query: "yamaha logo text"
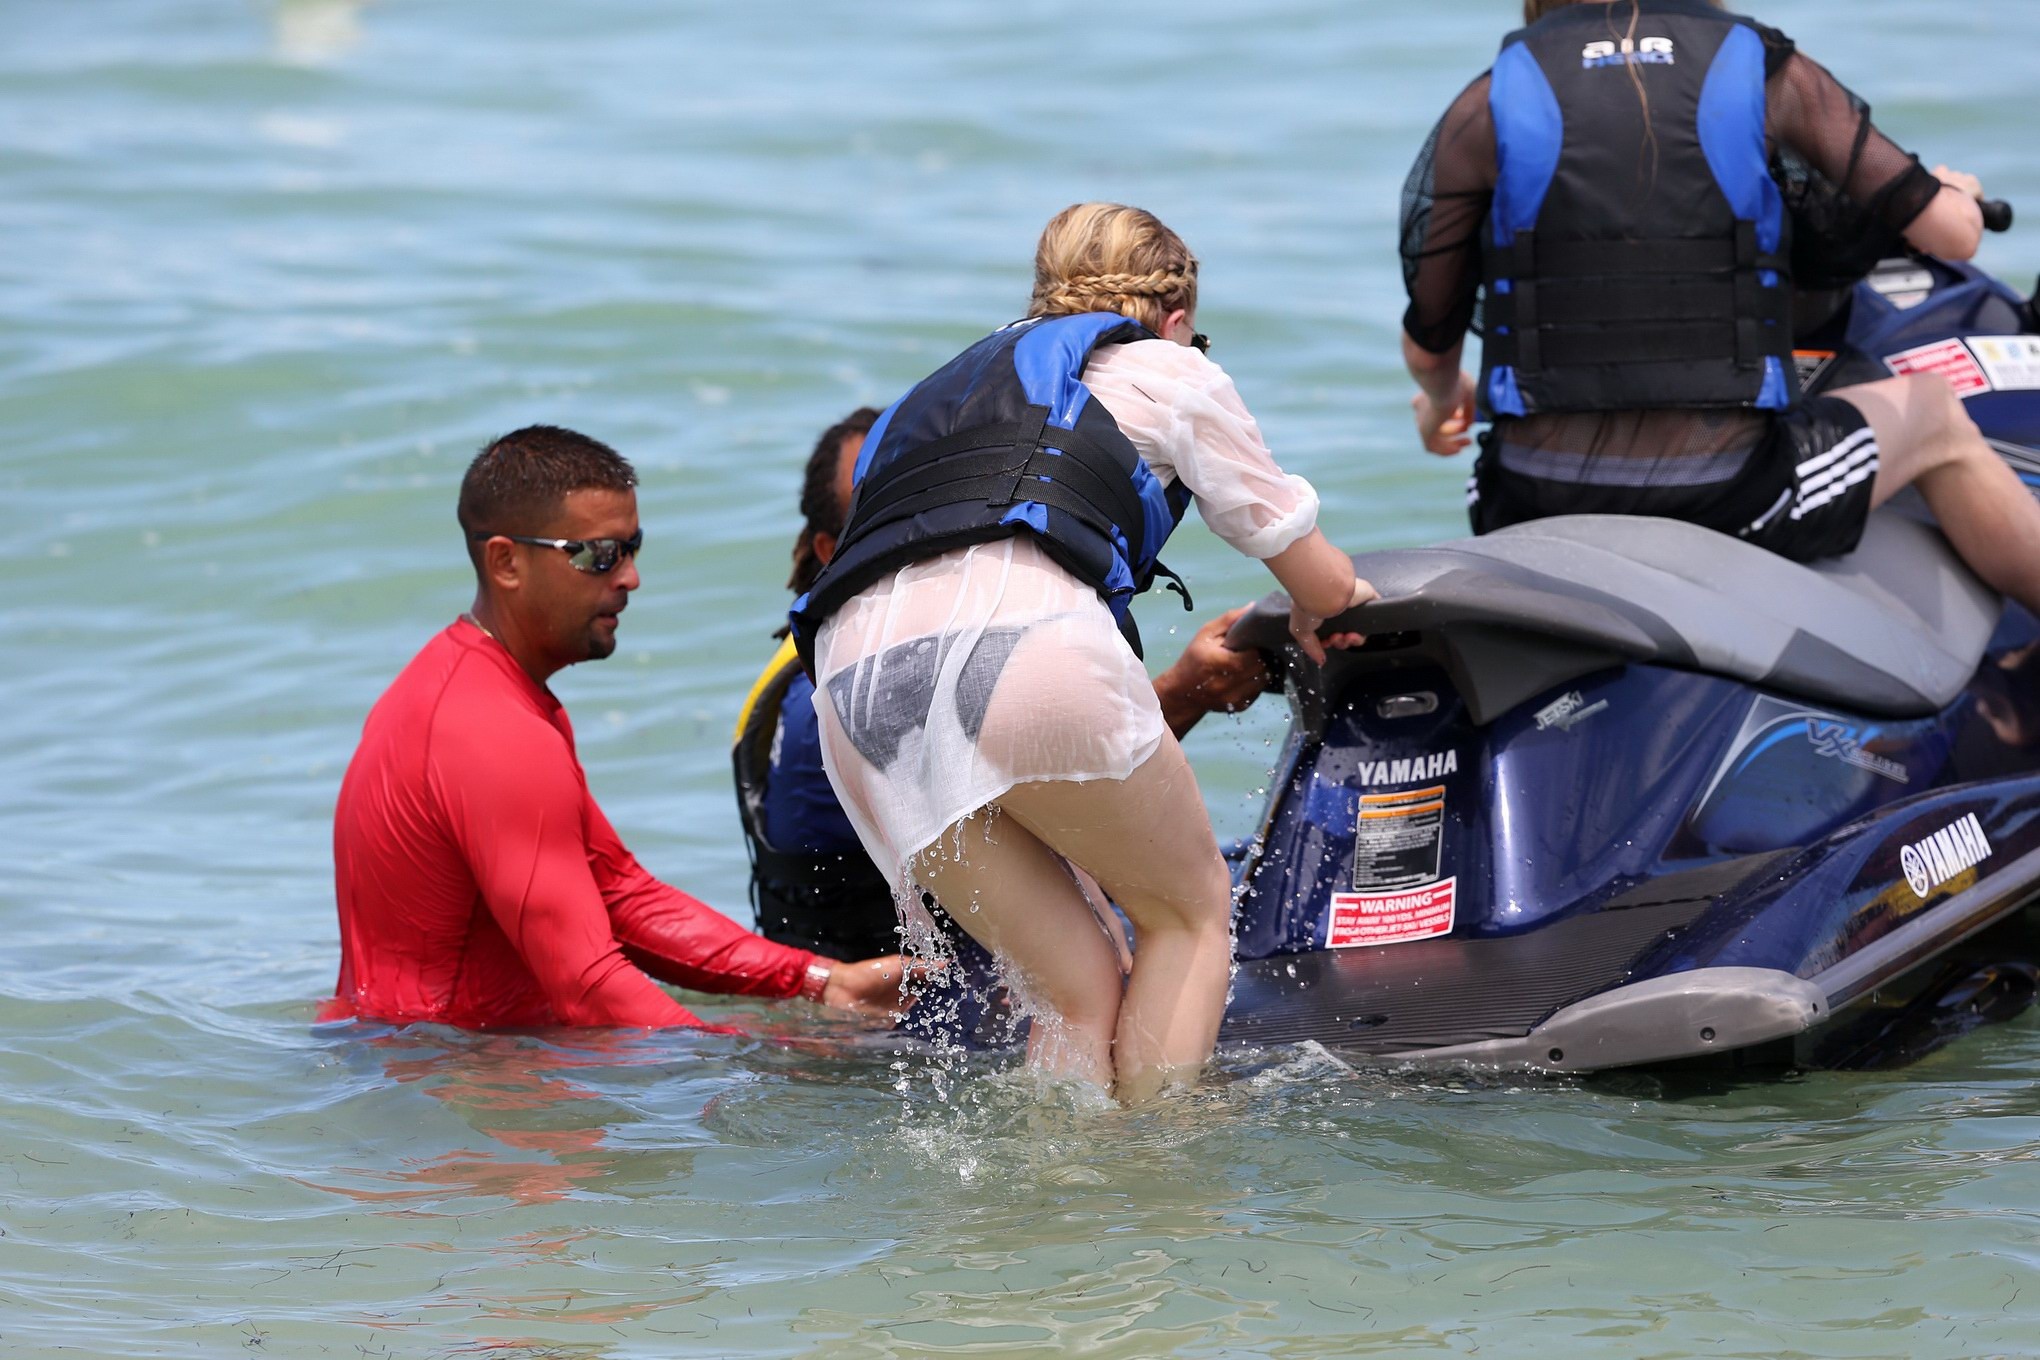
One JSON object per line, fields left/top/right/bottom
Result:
{"left": 1356, "top": 750, "right": 1458, "bottom": 786}
{"left": 1898, "top": 813, "right": 1991, "bottom": 899}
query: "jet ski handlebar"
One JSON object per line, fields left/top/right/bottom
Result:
{"left": 1981, "top": 198, "right": 2014, "bottom": 233}
{"left": 1223, "top": 589, "right": 1375, "bottom": 658}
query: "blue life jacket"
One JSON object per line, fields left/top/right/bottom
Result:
{"left": 1479, "top": 0, "right": 1797, "bottom": 419}
{"left": 789, "top": 313, "right": 1194, "bottom": 662}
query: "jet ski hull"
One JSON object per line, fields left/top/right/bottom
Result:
{"left": 1215, "top": 253, "right": 2040, "bottom": 1072}
{"left": 1220, "top": 635, "right": 2040, "bottom": 1069}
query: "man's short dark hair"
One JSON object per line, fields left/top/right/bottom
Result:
{"left": 458, "top": 425, "right": 638, "bottom": 566}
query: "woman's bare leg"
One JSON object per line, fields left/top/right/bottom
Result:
{"left": 998, "top": 733, "right": 1234, "bottom": 1103}
{"left": 1839, "top": 374, "right": 2040, "bottom": 611}
{"left": 910, "top": 810, "right": 1126, "bottom": 1089}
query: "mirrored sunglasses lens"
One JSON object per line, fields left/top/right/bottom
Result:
{"left": 567, "top": 531, "right": 642, "bottom": 573}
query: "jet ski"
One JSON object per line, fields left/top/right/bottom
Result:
{"left": 1221, "top": 203, "right": 2040, "bottom": 1073}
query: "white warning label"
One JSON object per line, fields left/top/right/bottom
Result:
{"left": 1967, "top": 335, "right": 2040, "bottom": 391}
{"left": 1351, "top": 783, "right": 1446, "bottom": 891}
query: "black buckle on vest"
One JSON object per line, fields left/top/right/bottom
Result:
{"left": 1003, "top": 404, "right": 1052, "bottom": 506}
{"left": 1728, "top": 221, "right": 1794, "bottom": 368}
{"left": 1149, "top": 560, "right": 1194, "bottom": 612}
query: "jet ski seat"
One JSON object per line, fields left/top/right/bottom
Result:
{"left": 1232, "top": 508, "right": 2002, "bottom": 725}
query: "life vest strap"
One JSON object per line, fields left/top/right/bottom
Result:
{"left": 1487, "top": 225, "right": 1791, "bottom": 376}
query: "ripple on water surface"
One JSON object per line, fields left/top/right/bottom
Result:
{"left": 7, "top": 995, "right": 2040, "bottom": 1356}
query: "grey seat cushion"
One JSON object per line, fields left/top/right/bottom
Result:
{"left": 1233, "top": 509, "right": 2001, "bottom": 719}
{"left": 1458, "top": 512, "right": 1999, "bottom": 715}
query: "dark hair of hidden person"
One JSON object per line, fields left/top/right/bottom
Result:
{"left": 784, "top": 202, "right": 1200, "bottom": 672}
{"left": 1471, "top": 0, "right": 1800, "bottom": 421}
{"left": 456, "top": 424, "right": 638, "bottom": 569}
{"left": 733, "top": 408, "right": 898, "bottom": 960}
{"left": 788, "top": 407, "right": 881, "bottom": 600}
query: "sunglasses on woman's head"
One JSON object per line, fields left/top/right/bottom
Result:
{"left": 470, "top": 527, "right": 644, "bottom": 574}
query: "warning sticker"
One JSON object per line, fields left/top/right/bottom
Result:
{"left": 1887, "top": 339, "right": 1991, "bottom": 396}
{"left": 1352, "top": 784, "right": 1446, "bottom": 891}
{"left": 1793, "top": 350, "right": 1835, "bottom": 390}
{"left": 1967, "top": 335, "right": 2040, "bottom": 391}
{"left": 1328, "top": 879, "right": 1457, "bottom": 949}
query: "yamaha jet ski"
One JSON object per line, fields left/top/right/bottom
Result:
{"left": 1221, "top": 206, "right": 2040, "bottom": 1073}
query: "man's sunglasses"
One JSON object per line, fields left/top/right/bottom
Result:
{"left": 1190, "top": 332, "right": 1211, "bottom": 354}
{"left": 470, "top": 528, "right": 644, "bottom": 574}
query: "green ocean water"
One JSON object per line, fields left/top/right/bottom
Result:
{"left": 7, "top": 1, "right": 2040, "bottom": 1355}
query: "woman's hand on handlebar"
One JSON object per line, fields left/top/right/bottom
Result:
{"left": 1288, "top": 577, "right": 1380, "bottom": 666}
{"left": 1931, "top": 164, "right": 1984, "bottom": 202}
{"left": 1935, "top": 167, "right": 2016, "bottom": 233}
{"left": 1905, "top": 166, "right": 1988, "bottom": 260}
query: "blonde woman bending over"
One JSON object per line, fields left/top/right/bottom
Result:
{"left": 790, "top": 204, "right": 1371, "bottom": 1100}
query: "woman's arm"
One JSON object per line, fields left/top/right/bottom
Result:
{"left": 1772, "top": 52, "right": 1957, "bottom": 259}
{"left": 1081, "top": 344, "right": 1376, "bottom": 662}
{"left": 1405, "top": 332, "right": 1478, "bottom": 457}
{"left": 1399, "top": 74, "right": 1492, "bottom": 455}
{"left": 1400, "top": 75, "right": 1494, "bottom": 363}
{"left": 1265, "top": 531, "right": 1377, "bottom": 665}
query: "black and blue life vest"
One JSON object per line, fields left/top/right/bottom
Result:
{"left": 788, "top": 312, "right": 1194, "bottom": 662}
{"left": 1479, "top": 0, "right": 1798, "bottom": 419}
{"left": 732, "top": 637, "right": 899, "bottom": 960}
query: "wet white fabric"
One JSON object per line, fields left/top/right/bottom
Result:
{"left": 1078, "top": 341, "right": 1320, "bottom": 559}
{"left": 811, "top": 338, "right": 1320, "bottom": 905}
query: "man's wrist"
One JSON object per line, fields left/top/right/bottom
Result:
{"left": 1152, "top": 664, "right": 1203, "bottom": 739}
{"left": 799, "top": 958, "right": 833, "bottom": 1002}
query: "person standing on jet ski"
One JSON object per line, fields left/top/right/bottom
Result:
{"left": 736, "top": 407, "right": 1291, "bottom": 958}
{"left": 1399, "top": 0, "right": 2040, "bottom": 614}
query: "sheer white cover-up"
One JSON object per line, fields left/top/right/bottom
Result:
{"left": 811, "top": 337, "right": 1321, "bottom": 905}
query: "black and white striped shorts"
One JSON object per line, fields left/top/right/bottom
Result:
{"left": 1733, "top": 395, "right": 1881, "bottom": 562}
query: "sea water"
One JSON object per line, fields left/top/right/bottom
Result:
{"left": 6, "top": 1, "right": 2040, "bottom": 1354}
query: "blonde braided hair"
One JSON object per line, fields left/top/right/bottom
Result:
{"left": 1028, "top": 202, "right": 1198, "bottom": 333}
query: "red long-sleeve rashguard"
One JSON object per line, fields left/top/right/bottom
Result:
{"left": 322, "top": 619, "right": 815, "bottom": 1029}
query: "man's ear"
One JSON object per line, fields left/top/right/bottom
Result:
{"left": 482, "top": 536, "right": 523, "bottom": 592}
{"left": 814, "top": 530, "right": 839, "bottom": 568}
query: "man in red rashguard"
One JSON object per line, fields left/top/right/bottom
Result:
{"left": 323, "top": 424, "right": 907, "bottom": 1029}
